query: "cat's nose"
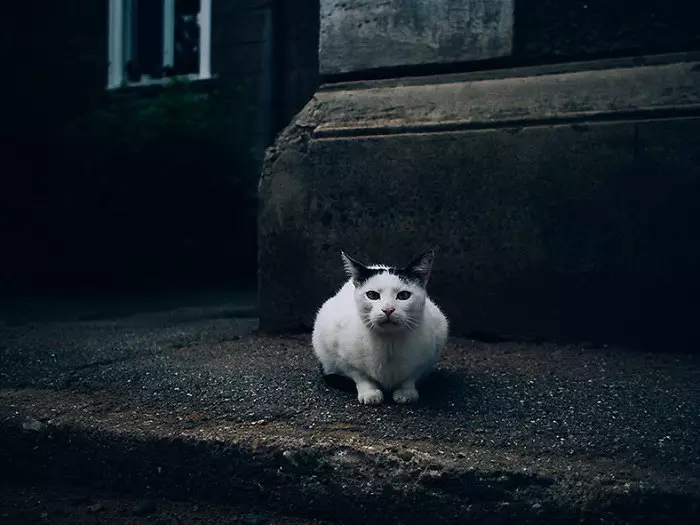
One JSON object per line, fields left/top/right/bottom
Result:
{"left": 381, "top": 307, "right": 395, "bottom": 317}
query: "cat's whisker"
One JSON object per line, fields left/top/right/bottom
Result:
{"left": 404, "top": 320, "right": 420, "bottom": 334}
{"left": 401, "top": 316, "right": 418, "bottom": 328}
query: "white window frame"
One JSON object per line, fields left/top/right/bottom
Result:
{"left": 107, "top": 0, "right": 212, "bottom": 89}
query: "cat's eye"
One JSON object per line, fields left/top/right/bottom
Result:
{"left": 397, "top": 291, "right": 411, "bottom": 300}
{"left": 366, "top": 291, "right": 380, "bottom": 300}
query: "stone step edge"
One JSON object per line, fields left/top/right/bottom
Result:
{"left": 302, "top": 58, "right": 700, "bottom": 139}
{"left": 1, "top": 388, "right": 698, "bottom": 524}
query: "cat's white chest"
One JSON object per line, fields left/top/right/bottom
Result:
{"left": 357, "top": 337, "right": 427, "bottom": 390}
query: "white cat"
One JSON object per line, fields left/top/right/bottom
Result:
{"left": 312, "top": 250, "right": 449, "bottom": 405}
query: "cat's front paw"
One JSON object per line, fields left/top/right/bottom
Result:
{"left": 357, "top": 388, "right": 384, "bottom": 405}
{"left": 392, "top": 387, "right": 419, "bottom": 404}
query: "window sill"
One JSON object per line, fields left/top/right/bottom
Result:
{"left": 107, "top": 73, "right": 217, "bottom": 92}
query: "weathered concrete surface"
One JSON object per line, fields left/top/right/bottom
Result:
{"left": 320, "top": 0, "right": 514, "bottom": 75}
{"left": 313, "top": 57, "right": 700, "bottom": 136}
{"left": 1, "top": 306, "right": 700, "bottom": 523}
{"left": 258, "top": 54, "right": 700, "bottom": 346}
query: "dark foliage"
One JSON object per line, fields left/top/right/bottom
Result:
{"left": 46, "top": 81, "right": 259, "bottom": 291}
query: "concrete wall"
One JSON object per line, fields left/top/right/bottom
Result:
{"left": 320, "top": 0, "right": 513, "bottom": 75}
{"left": 259, "top": 1, "right": 700, "bottom": 348}
{"left": 278, "top": 0, "right": 320, "bottom": 127}
{"left": 212, "top": 0, "right": 319, "bottom": 154}
{"left": 212, "top": 0, "right": 275, "bottom": 158}
{"left": 513, "top": 0, "right": 700, "bottom": 61}
{"left": 259, "top": 55, "right": 700, "bottom": 348}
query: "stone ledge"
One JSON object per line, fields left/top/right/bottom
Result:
{"left": 311, "top": 54, "right": 700, "bottom": 138}
{"left": 2, "top": 385, "right": 698, "bottom": 524}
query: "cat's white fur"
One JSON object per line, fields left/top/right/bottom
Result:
{"left": 312, "top": 251, "right": 448, "bottom": 405}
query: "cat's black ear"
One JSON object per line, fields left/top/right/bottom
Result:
{"left": 341, "top": 252, "right": 369, "bottom": 286}
{"left": 404, "top": 249, "right": 435, "bottom": 287}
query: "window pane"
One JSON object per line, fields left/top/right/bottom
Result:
{"left": 126, "top": 0, "right": 164, "bottom": 81}
{"left": 173, "top": 0, "right": 200, "bottom": 75}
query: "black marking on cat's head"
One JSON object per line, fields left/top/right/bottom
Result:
{"left": 398, "top": 248, "right": 435, "bottom": 288}
{"left": 341, "top": 249, "right": 435, "bottom": 289}
{"left": 341, "top": 252, "right": 378, "bottom": 287}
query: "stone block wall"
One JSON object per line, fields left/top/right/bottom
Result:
{"left": 259, "top": 1, "right": 700, "bottom": 349}
{"left": 212, "top": 0, "right": 319, "bottom": 155}
{"left": 212, "top": 0, "right": 274, "bottom": 157}
{"left": 514, "top": 0, "right": 700, "bottom": 61}
{"left": 276, "top": 0, "right": 320, "bottom": 133}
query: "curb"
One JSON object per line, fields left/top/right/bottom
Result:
{"left": 2, "top": 389, "right": 698, "bottom": 525}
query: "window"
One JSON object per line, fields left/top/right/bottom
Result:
{"left": 107, "top": 0, "right": 212, "bottom": 88}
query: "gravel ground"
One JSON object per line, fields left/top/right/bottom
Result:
{"left": 1, "top": 301, "right": 699, "bottom": 523}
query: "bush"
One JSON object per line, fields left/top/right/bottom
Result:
{"left": 43, "top": 79, "right": 260, "bottom": 291}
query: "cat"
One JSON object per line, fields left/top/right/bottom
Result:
{"left": 312, "top": 249, "right": 448, "bottom": 405}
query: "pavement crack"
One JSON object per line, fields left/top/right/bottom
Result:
{"left": 70, "top": 357, "right": 132, "bottom": 372}
{"left": 58, "top": 356, "right": 134, "bottom": 388}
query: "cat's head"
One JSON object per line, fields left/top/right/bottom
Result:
{"left": 341, "top": 249, "right": 435, "bottom": 334}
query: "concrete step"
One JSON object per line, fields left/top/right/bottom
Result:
{"left": 1, "top": 303, "right": 699, "bottom": 523}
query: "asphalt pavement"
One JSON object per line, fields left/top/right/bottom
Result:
{"left": 1, "top": 297, "right": 698, "bottom": 523}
